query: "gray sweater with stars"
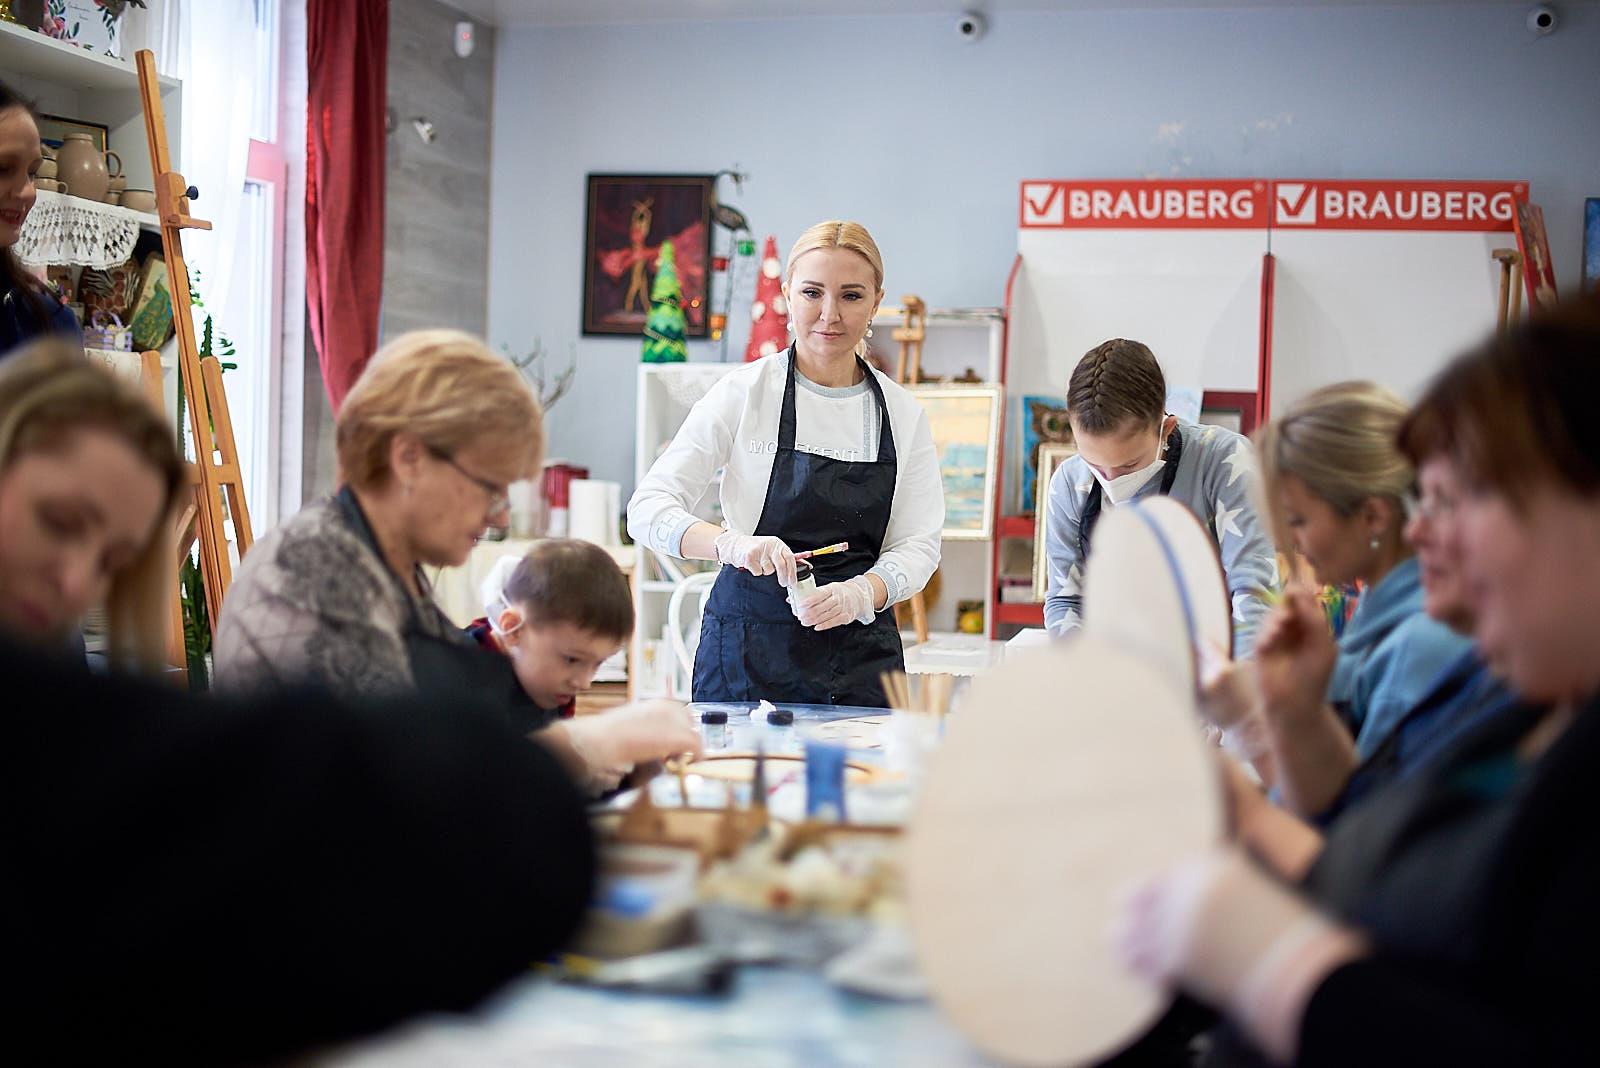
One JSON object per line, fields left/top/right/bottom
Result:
{"left": 1043, "top": 420, "right": 1278, "bottom": 656}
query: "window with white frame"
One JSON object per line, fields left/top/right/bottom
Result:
{"left": 224, "top": 0, "right": 287, "bottom": 532}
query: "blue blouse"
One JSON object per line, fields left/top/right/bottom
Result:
{"left": 1326, "top": 556, "right": 1474, "bottom": 759}
{"left": 1319, "top": 646, "right": 1514, "bottom": 824}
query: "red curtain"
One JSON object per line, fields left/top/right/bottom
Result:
{"left": 306, "top": 0, "right": 388, "bottom": 413}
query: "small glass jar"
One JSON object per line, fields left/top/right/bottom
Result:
{"left": 788, "top": 560, "right": 817, "bottom": 612}
{"left": 700, "top": 708, "right": 729, "bottom": 749}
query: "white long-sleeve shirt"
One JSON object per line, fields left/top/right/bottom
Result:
{"left": 627, "top": 353, "right": 944, "bottom": 605}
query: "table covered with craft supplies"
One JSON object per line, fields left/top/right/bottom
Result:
{"left": 315, "top": 498, "right": 1240, "bottom": 1068}
{"left": 318, "top": 699, "right": 988, "bottom": 1066}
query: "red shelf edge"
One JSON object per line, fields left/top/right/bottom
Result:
{"left": 999, "top": 514, "right": 1036, "bottom": 538}
{"left": 994, "top": 603, "right": 1045, "bottom": 625}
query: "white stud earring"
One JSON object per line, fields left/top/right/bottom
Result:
{"left": 1370, "top": 536, "right": 1381, "bottom": 550}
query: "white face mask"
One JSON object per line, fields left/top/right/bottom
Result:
{"left": 1094, "top": 457, "right": 1166, "bottom": 505}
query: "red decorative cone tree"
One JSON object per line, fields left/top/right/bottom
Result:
{"left": 744, "top": 235, "right": 787, "bottom": 362}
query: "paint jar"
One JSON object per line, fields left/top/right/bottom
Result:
{"left": 787, "top": 560, "right": 817, "bottom": 613}
{"left": 700, "top": 708, "right": 729, "bottom": 750}
{"left": 765, "top": 705, "right": 798, "bottom": 753}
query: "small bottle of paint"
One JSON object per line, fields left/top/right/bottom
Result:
{"left": 788, "top": 560, "right": 817, "bottom": 612}
{"left": 700, "top": 708, "right": 729, "bottom": 749}
{"left": 765, "top": 705, "right": 797, "bottom": 753}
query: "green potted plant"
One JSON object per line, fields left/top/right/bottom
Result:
{"left": 176, "top": 268, "right": 236, "bottom": 689}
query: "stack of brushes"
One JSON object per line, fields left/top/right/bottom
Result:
{"left": 879, "top": 670, "right": 955, "bottom": 720}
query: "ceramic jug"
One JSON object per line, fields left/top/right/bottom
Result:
{"left": 57, "top": 133, "right": 120, "bottom": 204}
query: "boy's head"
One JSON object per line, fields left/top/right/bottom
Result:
{"left": 492, "top": 540, "right": 634, "bottom": 710}
{"left": 1066, "top": 339, "right": 1177, "bottom": 481}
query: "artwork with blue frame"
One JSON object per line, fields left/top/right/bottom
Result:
{"left": 1585, "top": 198, "right": 1600, "bottom": 295}
{"left": 1019, "top": 394, "right": 1070, "bottom": 516}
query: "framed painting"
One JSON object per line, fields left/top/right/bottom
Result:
{"left": 37, "top": 113, "right": 109, "bottom": 153}
{"left": 582, "top": 173, "right": 713, "bottom": 337}
{"left": 912, "top": 384, "right": 1003, "bottom": 540}
{"left": 1199, "top": 390, "right": 1260, "bottom": 436}
{"left": 1512, "top": 200, "right": 1558, "bottom": 313}
{"left": 1017, "top": 394, "right": 1070, "bottom": 516}
{"left": 1032, "top": 442, "right": 1078, "bottom": 601}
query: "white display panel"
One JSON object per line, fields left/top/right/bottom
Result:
{"left": 1008, "top": 179, "right": 1271, "bottom": 411}
{"left": 1266, "top": 179, "right": 1525, "bottom": 413}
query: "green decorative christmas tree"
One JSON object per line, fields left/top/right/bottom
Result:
{"left": 641, "top": 240, "right": 688, "bottom": 363}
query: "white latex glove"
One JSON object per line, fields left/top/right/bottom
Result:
{"left": 1117, "top": 849, "right": 1366, "bottom": 1064}
{"left": 792, "top": 575, "right": 879, "bottom": 631}
{"left": 1197, "top": 642, "right": 1275, "bottom": 777}
{"left": 560, "top": 700, "right": 704, "bottom": 792}
{"left": 1197, "top": 640, "right": 1260, "bottom": 731}
{"left": 714, "top": 530, "right": 797, "bottom": 587}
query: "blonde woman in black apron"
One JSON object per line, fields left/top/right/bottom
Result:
{"left": 629, "top": 221, "right": 944, "bottom": 707}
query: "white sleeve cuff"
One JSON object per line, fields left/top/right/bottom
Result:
{"left": 645, "top": 507, "right": 700, "bottom": 558}
{"left": 867, "top": 562, "right": 911, "bottom": 606}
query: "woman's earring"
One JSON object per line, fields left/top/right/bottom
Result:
{"left": 866, "top": 321, "right": 874, "bottom": 339}
{"left": 1369, "top": 536, "right": 1381, "bottom": 550}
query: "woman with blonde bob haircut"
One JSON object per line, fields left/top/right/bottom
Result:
{"left": 629, "top": 219, "right": 944, "bottom": 707}
{"left": 0, "top": 338, "right": 183, "bottom": 668}
{"left": 1204, "top": 381, "right": 1471, "bottom": 818}
{"left": 217, "top": 330, "right": 697, "bottom": 790}
{"left": 218, "top": 329, "right": 544, "bottom": 699}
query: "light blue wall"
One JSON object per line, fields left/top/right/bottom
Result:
{"left": 488, "top": 3, "right": 1600, "bottom": 491}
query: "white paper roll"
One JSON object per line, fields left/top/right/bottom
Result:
{"left": 508, "top": 478, "right": 540, "bottom": 538}
{"left": 569, "top": 478, "right": 619, "bottom": 545}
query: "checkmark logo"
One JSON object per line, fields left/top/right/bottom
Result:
{"left": 1275, "top": 183, "right": 1316, "bottom": 225}
{"left": 1022, "top": 182, "right": 1064, "bottom": 225}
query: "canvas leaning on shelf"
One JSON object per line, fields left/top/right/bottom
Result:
{"left": 128, "top": 251, "right": 174, "bottom": 351}
{"left": 37, "top": 112, "right": 109, "bottom": 153}
{"left": 910, "top": 384, "right": 1002, "bottom": 541}
{"left": 1032, "top": 443, "right": 1077, "bottom": 601}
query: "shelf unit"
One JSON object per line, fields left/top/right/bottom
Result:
{"left": 874, "top": 307, "right": 1007, "bottom": 638}
{"left": 0, "top": 20, "right": 182, "bottom": 197}
{"left": 632, "top": 362, "right": 743, "bottom": 700}
{"left": 1, "top": 17, "right": 183, "bottom": 433}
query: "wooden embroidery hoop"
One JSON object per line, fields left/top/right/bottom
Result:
{"left": 681, "top": 752, "right": 878, "bottom": 784}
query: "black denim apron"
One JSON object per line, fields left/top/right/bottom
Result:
{"left": 691, "top": 350, "right": 904, "bottom": 707}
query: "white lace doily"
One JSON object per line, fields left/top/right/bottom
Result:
{"left": 16, "top": 190, "right": 155, "bottom": 270}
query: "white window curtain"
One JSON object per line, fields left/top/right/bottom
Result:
{"left": 171, "top": 0, "right": 256, "bottom": 346}
{"left": 161, "top": 0, "right": 275, "bottom": 530}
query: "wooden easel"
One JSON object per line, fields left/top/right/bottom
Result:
{"left": 893, "top": 295, "right": 927, "bottom": 385}
{"left": 135, "top": 49, "right": 254, "bottom": 673}
{"left": 890, "top": 295, "right": 930, "bottom": 645}
{"left": 1492, "top": 248, "right": 1523, "bottom": 336}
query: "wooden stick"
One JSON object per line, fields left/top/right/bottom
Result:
{"left": 933, "top": 673, "right": 953, "bottom": 722}
{"left": 667, "top": 756, "right": 690, "bottom": 808}
{"left": 1492, "top": 248, "right": 1520, "bottom": 336}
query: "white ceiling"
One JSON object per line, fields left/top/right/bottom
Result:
{"left": 438, "top": 0, "right": 1552, "bottom": 28}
